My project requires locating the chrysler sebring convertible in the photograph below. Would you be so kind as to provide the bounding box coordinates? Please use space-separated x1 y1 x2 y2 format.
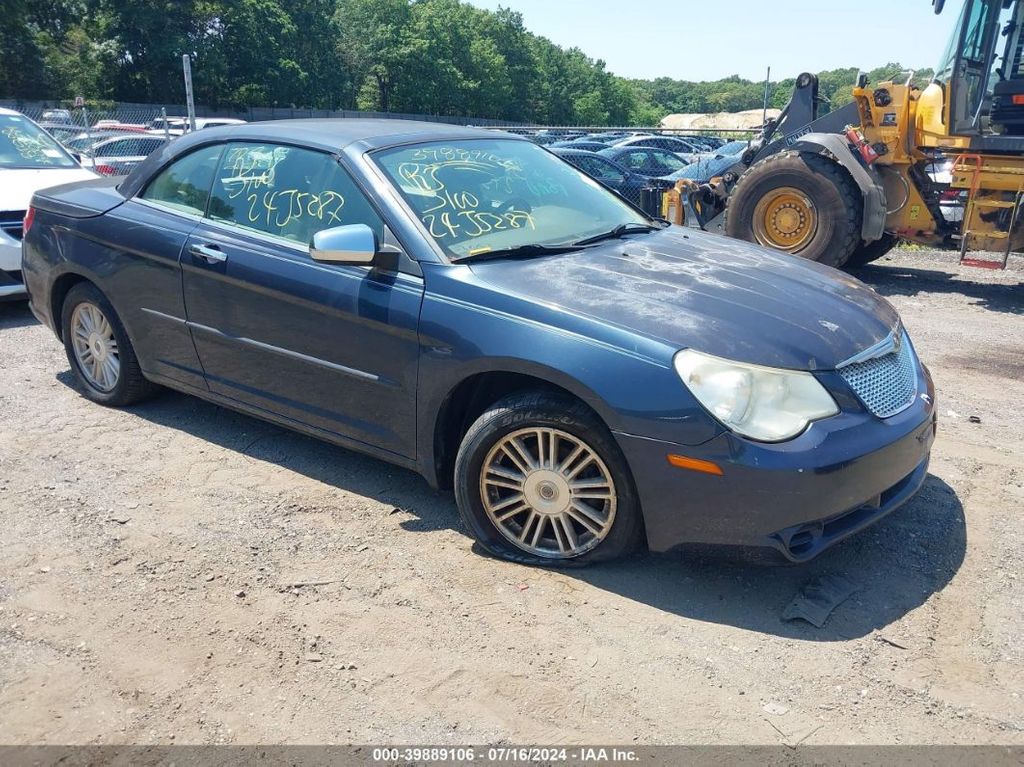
21 120 937 566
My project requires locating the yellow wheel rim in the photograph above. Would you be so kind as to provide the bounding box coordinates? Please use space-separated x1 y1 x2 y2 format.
751 187 818 252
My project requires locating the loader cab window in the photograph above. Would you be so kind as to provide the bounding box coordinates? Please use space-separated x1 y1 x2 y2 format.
935 0 1004 134
995 2 1024 79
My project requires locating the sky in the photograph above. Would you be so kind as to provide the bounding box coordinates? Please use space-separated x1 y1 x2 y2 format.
466 0 959 82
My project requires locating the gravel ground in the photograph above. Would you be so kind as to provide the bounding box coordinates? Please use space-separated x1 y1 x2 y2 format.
0 247 1021 745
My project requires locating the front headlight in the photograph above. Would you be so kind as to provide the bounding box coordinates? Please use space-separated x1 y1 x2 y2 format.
673 349 839 442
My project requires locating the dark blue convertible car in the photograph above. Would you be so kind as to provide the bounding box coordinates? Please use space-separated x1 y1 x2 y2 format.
22 120 937 566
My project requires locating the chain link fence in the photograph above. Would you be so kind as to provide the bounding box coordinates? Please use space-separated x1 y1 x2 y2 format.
2 104 203 177
493 126 754 212
3 101 758 207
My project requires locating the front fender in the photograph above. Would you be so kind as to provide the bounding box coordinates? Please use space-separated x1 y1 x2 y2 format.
415 266 723 485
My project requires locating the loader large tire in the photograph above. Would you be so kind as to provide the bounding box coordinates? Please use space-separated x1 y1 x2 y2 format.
844 233 900 268
724 151 862 268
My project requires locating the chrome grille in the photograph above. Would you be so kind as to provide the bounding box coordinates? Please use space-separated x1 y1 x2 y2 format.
838 331 918 418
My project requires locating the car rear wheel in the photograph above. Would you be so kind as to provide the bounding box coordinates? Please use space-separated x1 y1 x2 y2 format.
454 391 644 566
61 282 158 406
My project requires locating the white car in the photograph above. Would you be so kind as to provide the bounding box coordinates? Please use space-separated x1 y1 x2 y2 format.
146 116 247 137
78 134 169 177
0 108 96 300
927 158 966 224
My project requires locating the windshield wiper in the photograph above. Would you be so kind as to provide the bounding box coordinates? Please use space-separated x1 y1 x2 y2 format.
451 243 583 263
571 222 664 247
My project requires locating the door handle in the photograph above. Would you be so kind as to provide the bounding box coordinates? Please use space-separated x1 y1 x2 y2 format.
189 243 227 264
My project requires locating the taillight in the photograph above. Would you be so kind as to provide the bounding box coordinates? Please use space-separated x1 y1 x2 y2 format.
23 207 35 235
95 164 117 176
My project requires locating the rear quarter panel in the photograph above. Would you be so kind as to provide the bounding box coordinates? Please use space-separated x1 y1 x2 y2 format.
23 189 208 390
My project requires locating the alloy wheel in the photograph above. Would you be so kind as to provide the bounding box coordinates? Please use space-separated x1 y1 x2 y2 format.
70 302 120 392
480 427 617 559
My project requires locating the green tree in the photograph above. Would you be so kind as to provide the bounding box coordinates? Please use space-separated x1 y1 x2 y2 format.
0 0 49 98
197 0 305 107
335 0 414 112
1 0 936 129
91 0 215 103
288 0 348 109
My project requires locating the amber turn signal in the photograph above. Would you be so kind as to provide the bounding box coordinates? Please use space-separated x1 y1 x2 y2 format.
666 454 724 475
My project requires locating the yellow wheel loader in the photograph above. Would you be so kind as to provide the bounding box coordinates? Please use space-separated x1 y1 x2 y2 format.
686 0 1024 270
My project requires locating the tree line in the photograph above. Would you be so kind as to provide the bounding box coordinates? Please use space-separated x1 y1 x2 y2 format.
2 0 931 125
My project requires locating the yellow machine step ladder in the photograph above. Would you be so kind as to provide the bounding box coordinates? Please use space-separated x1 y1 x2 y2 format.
954 154 1021 269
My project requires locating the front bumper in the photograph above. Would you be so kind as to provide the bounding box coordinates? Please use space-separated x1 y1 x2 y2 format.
1 236 27 300
615 371 937 561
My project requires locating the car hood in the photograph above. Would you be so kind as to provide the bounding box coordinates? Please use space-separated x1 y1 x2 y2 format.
0 167 97 210
466 227 900 371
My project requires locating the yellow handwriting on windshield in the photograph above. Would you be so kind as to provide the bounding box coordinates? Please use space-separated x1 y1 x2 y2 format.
395 149 544 240
3 127 58 164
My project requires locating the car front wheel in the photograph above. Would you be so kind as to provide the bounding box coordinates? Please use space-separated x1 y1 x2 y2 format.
454 391 644 566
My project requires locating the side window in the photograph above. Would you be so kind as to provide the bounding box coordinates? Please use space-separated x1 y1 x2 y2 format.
587 158 625 183
207 142 383 246
565 156 587 173
573 156 598 175
112 138 158 156
651 150 686 172
101 140 127 157
141 143 224 216
138 138 166 155
622 151 648 170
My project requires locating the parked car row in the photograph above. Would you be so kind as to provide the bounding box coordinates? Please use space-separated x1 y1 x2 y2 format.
3 108 248 298
0 107 97 299
553 148 675 202
544 131 752 211
31 115 247 177
76 134 171 176
516 127 733 155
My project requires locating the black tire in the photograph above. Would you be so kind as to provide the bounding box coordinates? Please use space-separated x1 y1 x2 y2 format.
844 233 900 268
453 391 644 567
60 282 158 407
724 150 862 268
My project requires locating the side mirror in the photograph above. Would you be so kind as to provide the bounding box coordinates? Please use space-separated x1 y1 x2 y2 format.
71 152 82 163
310 224 377 265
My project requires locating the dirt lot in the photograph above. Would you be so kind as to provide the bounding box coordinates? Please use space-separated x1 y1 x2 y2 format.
0 247 1022 746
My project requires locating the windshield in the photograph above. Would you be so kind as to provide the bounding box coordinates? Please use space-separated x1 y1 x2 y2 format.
373 139 649 258
0 114 78 169
716 141 749 155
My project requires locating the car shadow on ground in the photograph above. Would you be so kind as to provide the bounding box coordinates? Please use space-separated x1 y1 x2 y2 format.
563 473 966 640
57 374 967 642
851 262 1024 315
0 300 39 329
